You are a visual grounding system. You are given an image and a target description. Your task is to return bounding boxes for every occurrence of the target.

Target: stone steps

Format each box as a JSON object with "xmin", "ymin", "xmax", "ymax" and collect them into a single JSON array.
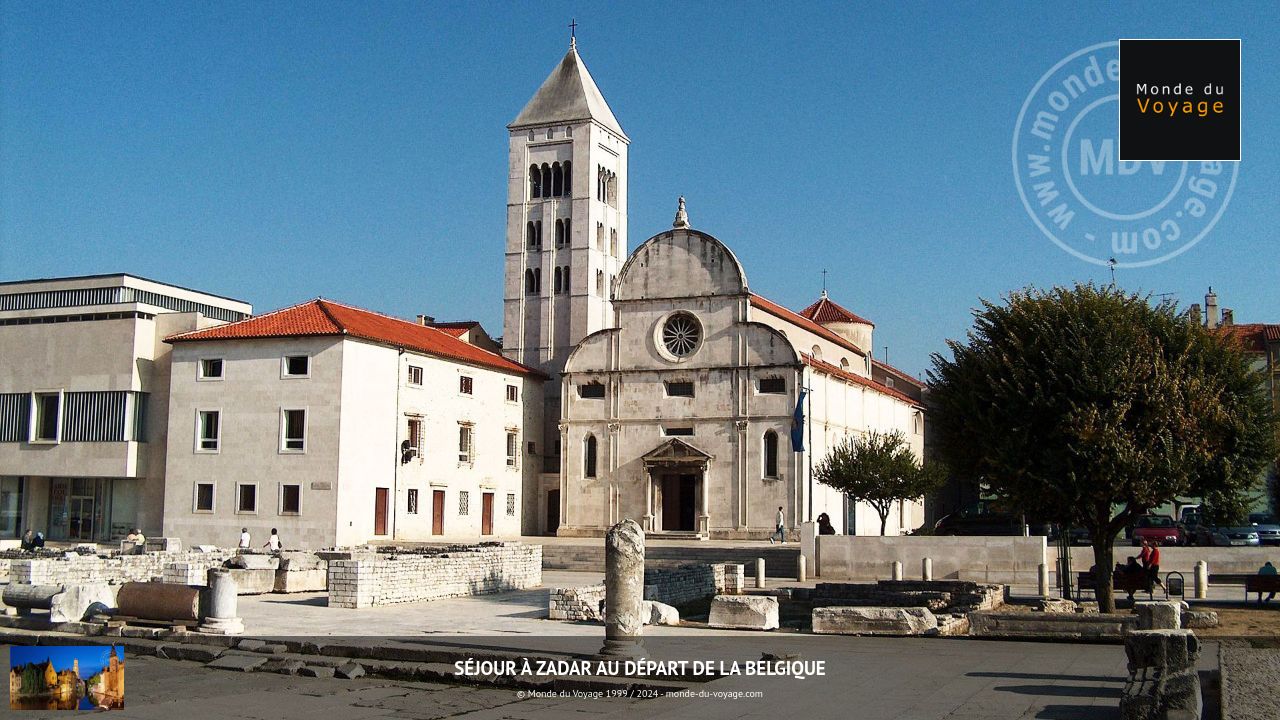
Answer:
[{"xmin": 542, "ymin": 544, "xmax": 800, "ymax": 577}]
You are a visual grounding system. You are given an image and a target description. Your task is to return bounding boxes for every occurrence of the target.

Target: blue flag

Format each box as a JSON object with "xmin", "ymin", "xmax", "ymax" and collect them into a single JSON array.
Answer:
[{"xmin": 790, "ymin": 389, "xmax": 806, "ymax": 451}]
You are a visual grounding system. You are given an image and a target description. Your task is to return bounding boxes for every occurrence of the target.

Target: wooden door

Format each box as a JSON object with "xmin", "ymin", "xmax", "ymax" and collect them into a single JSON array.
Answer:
[
  {"xmin": 481, "ymin": 492, "xmax": 494, "ymax": 535},
  {"xmin": 431, "ymin": 490, "xmax": 445, "ymax": 535},
  {"xmin": 546, "ymin": 490, "xmax": 560, "ymax": 534},
  {"xmin": 374, "ymin": 487, "xmax": 389, "ymax": 535}
]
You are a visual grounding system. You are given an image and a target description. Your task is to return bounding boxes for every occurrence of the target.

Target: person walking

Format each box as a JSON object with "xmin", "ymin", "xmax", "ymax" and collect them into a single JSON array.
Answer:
[
  {"xmin": 1139, "ymin": 538, "xmax": 1163, "ymax": 588},
  {"xmin": 769, "ymin": 506, "xmax": 786, "ymax": 544}
]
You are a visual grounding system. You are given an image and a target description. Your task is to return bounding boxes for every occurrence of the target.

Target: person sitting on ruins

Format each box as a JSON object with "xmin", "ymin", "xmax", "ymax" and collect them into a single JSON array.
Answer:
[
  {"xmin": 20, "ymin": 529, "xmax": 35, "ymax": 551},
  {"xmin": 32, "ymin": 531, "xmax": 45, "ymax": 549},
  {"xmin": 1258, "ymin": 561, "xmax": 1278, "ymax": 604},
  {"xmin": 817, "ymin": 512, "xmax": 836, "ymax": 535},
  {"xmin": 238, "ymin": 527, "xmax": 251, "ymax": 549},
  {"xmin": 125, "ymin": 528, "xmax": 146, "ymax": 554},
  {"xmin": 1121, "ymin": 556, "xmax": 1144, "ymax": 600}
]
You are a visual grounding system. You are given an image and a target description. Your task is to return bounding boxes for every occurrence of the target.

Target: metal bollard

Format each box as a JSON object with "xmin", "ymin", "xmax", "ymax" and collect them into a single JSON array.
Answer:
[{"xmin": 922, "ymin": 557, "xmax": 933, "ymax": 582}]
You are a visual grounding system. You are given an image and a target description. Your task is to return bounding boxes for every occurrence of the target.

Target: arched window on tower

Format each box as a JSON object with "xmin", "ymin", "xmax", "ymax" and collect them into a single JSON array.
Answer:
[
  {"xmin": 610, "ymin": 228, "xmax": 618, "ymax": 256},
  {"xmin": 552, "ymin": 163, "xmax": 563, "ymax": 197},
  {"xmin": 527, "ymin": 221, "xmax": 537, "ymax": 250},
  {"xmin": 541, "ymin": 164, "xmax": 552, "ymax": 197},
  {"xmin": 563, "ymin": 161, "xmax": 571, "ymax": 194},
  {"xmin": 563, "ymin": 218, "xmax": 570, "ymax": 245},
  {"xmin": 596, "ymin": 270, "xmax": 604, "ymax": 296},
  {"xmin": 524, "ymin": 269, "xmax": 535, "ymax": 295},
  {"xmin": 554, "ymin": 219, "xmax": 564, "ymax": 248},
  {"xmin": 535, "ymin": 220, "xmax": 543, "ymax": 249},
  {"xmin": 529, "ymin": 165, "xmax": 541, "ymax": 199},
  {"xmin": 562, "ymin": 266, "xmax": 571, "ymax": 294},
  {"xmin": 553, "ymin": 267, "xmax": 562, "ymax": 294},
  {"xmin": 763, "ymin": 430, "xmax": 779, "ymax": 479},
  {"xmin": 584, "ymin": 434, "xmax": 598, "ymax": 478},
  {"xmin": 533, "ymin": 268, "xmax": 541, "ymax": 294}
]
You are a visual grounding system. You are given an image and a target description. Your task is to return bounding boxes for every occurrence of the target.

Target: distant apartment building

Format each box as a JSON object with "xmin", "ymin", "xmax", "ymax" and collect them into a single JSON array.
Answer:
[
  {"xmin": 162, "ymin": 299, "xmax": 545, "ymax": 548},
  {"xmin": 0, "ymin": 274, "xmax": 251, "ymax": 542}
]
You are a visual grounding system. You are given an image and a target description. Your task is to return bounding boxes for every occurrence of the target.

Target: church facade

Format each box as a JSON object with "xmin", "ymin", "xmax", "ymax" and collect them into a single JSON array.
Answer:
[{"xmin": 505, "ymin": 44, "xmax": 926, "ymax": 539}]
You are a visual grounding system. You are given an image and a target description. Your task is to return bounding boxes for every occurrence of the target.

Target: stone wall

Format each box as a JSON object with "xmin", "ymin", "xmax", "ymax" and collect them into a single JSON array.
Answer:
[
  {"xmin": 327, "ymin": 543, "xmax": 542, "ymax": 609},
  {"xmin": 812, "ymin": 535, "xmax": 1047, "ymax": 585},
  {"xmin": 549, "ymin": 563, "xmax": 742, "ymax": 621},
  {"xmin": 10, "ymin": 550, "xmax": 237, "ymax": 586}
]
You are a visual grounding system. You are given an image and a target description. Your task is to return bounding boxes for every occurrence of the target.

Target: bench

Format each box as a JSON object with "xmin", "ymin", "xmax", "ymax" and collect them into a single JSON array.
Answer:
[
  {"xmin": 1076, "ymin": 571, "xmax": 1154, "ymax": 601},
  {"xmin": 1244, "ymin": 575, "xmax": 1280, "ymax": 602}
]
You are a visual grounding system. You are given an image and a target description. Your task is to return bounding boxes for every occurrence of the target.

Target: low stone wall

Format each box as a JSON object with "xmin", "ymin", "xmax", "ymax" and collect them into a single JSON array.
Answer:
[
  {"xmin": 802, "ymin": 580, "xmax": 1004, "ymax": 613},
  {"xmin": 969, "ymin": 610, "xmax": 1138, "ymax": 641},
  {"xmin": 548, "ymin": 585, "xmax": 606, "ymax": 621},
  {"xmin": 327, "ymin": 543, "xmax": 542, "ymax": 609},
  {"xmin": 813, "ymin": 535, "xmax": 1047, "ymax": 585},
  {"xmin": 10, "ymin": 550, "xmax": 238, "ymax": 586}
]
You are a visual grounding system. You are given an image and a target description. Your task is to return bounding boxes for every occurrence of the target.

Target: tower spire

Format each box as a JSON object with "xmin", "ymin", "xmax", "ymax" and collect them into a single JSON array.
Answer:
[{"xmin": 672, "ymin": 196, "xmax": 689, "ymax": 228}]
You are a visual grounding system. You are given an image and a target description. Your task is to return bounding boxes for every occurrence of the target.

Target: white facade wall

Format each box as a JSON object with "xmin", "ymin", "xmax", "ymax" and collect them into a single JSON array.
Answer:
[{"xmin": 164, "ymin": 335, "xmax": 543, "ymax": 548}]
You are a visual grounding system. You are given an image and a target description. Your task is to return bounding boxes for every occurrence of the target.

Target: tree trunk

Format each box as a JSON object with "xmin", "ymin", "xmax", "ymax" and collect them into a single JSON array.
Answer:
[
  {"xmin": 1092, "ymin": 535, "xmax": 1116, "ymax": 613},
  {"xmin": 878, "ymin": 511, "xmax": 889, "ymax": 536}
]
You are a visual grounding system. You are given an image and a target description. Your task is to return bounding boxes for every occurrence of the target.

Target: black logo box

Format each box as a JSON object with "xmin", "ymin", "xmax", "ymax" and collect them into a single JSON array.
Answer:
[{"xmin": 1119, "ymin": 39, "xmax": 1240, "ymax": 161}]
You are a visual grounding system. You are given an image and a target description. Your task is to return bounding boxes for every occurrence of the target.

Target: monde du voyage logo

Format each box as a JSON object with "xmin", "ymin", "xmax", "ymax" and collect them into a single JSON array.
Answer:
[{"xmin": 1013, "ymin": 41, "xmax": 1240, "ymax": 268}]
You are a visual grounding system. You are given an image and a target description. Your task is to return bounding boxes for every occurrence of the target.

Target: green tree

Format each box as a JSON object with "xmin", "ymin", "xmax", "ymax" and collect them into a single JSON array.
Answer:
[
  {"xmin": 815, "ymin": 430, "xmax": 945, "ymax": 535},
  {"xmin": 929, "ymin": 284, "xmax": 1277, "ymax": 612}
]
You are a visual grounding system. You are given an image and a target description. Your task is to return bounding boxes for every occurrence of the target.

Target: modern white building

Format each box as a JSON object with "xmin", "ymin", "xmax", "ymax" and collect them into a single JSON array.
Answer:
[
  {"xmin": 0, "ymin": 274, "xmax": 251, "ymax": 542},
  {"xmin": 161, "ymin": 299, "xmax": 545, "ymax": 548}
]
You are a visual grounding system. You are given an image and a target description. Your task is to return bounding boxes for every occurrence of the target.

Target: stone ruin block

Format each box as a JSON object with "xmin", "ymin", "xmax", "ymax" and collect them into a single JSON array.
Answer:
[
  {"xmin": 811, "ymin": 606, "xmax": 938, "ymax": 636},
  {"xmin": 1134, "ymin": 601, "xmax": 1182, "ymax": 631},
  {"xmin": 708, "ymin": 595, "xmax": 778, "ymax": 630}
]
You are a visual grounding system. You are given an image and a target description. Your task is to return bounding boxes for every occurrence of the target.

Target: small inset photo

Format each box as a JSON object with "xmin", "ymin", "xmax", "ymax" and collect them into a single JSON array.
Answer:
[
  {"xmin": 9, "ymin": 645, "xmax": 125, "ymax": 711},
  {"xmin": 1119, "ymin": 38, "xmax": 1241, "ymax": 161}
]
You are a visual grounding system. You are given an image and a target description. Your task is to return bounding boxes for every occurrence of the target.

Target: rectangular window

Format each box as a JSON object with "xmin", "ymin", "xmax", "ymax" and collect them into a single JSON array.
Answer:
[
  {"xmin": 194, "ymin": 482, "xmax": 215, "ymax": 512},
  {"xmin": 405, "ymin": 416, "xmax": 423, "ymax": 462},
  {"xmin": 236, "ymin": 483, "xmax": 257, "ymax": 513},
  {"xmin": 506, "ymin": 431, "xmax": 518, "ymax": 467},
  {"xmin": 507, "ymin": 493, "xmax": 517, "ymax": 516},
  {"xmin": 198, "ymin": 358, "xmax": 224, "ymax": 380},
  {"xmin": 578, "ymin": 382, "xmax": 605, "ymax": 399},
  {"xmin": 663, "ymin": 427, "xmax": 694, "ymax": 437},
  {"xmin": 407, "ymin": 488, "xmax": 419, "ymax": 514},
  {"xmin": 281, "ymin": 409, "xmax": 306, "ymax": 452},
  {"xmin": 757, "ymin": 377, "xmax": 786, "ymax": 394},
  {"xmin": 197, "ymin": 410, "xmax": 220, "ymax": 452},
  {"xmin": 32, "ymin": 392, "xmax": 60, "ymax": 442},
  {"xmin": 885, "ymin": 377, "xmax": 896, "ymax": 389},
  {"xmin": 459, "ymin": 376, "xmax": 474, "ymax": 395},
  {"xmin": 506, "ymin": 384, "xmax": 519, "ymax": 402},
  {"xmin": 280, "ymin": 484, "xmax": 301, "ymax": 514},
  {"xmin": 283, "ymin": 355, "xmax": 310, "ymax": 378},
  {"xmin": 527, "ymin": 440, "xmax": 536, "ymax": 455},
  {"xmin": 458, "ymin": 490, "xmax": 470, "ymax": 516},
  {"xmin": 665, "ymin": 381, "xmax": 695, "ymax": 398},
  {"xmin": 458, "ymin": 424, "xmax": 473, "ymax": 464},
  {"xmin": 407, "ymin": 365, "xmax": 423, "ymax": 386}
]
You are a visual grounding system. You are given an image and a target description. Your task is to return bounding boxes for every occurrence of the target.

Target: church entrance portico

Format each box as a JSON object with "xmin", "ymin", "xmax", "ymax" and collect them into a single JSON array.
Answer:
[{"xmin": 641, "ymin": 439, "xmax": 711, "ymax": 538}]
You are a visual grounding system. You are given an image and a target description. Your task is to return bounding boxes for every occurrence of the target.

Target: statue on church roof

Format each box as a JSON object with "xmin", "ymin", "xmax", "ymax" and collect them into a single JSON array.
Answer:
[{"xmin": 673, "ymin": 196, "xmax": 689, "ymax": 229}]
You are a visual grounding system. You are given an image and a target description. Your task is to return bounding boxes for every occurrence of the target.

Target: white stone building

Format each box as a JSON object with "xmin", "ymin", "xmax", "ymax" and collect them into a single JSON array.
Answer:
[
  {"xmin": 161, "ymin": 299, "xmax": 545, "ymax": 548},
  {"xmin": 0, "ymin": 274, "xmax": 251, "ymax": 542},
  {"xmin": 504, "ymin": 44, "xmax": 927, "ymax": 538}
]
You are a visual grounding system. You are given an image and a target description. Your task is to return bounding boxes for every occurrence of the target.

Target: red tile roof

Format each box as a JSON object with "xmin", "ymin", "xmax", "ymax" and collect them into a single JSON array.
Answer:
[
  {"xmin": 426, "ymin": 321, "xmax": 480, "ymax": 338},
  {"xmin": 1220, "ymin": 323, "xmax": 1280, "ymax": 353},
  {"xmin": 799, "ymin": 295, "xmax": 874, "ymax": 326},
  {"xmin": 801, "ymin": 353, "xmax": 924, "ymax": 409},
  {"xmin": 871, "ymin": 358, "xmax": 926, "ymax": 389},
  {"xmin": 167, "ymin": 299, "xmax": 545, "ymax": 379},
  {"xmin": 749, "ymin": 293, "xmax": 867, "ymax": 358}
]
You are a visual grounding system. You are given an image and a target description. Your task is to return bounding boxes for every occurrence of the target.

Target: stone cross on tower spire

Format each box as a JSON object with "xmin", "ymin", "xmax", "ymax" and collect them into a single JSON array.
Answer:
[{"xmin": 673, "ymin": 196, "xmax": 689, "ymax": 228}]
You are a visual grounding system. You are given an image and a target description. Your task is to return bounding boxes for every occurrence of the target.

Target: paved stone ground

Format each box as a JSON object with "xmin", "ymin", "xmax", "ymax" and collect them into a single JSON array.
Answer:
[{"xmin": 15, "ymin": 638, "xmax": 1207, "ymax": 720}]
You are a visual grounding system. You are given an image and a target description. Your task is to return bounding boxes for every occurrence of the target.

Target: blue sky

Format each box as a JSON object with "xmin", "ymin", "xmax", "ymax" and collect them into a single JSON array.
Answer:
[
  {"xmin": 10, "ymin": 644, "xmax": 118, "ymax": 677},
  {"xmin": 2, "ymin": 2, "xmax": 1276, "ymax": 378}
]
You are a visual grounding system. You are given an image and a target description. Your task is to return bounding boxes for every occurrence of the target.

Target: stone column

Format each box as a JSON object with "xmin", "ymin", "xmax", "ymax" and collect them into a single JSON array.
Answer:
[
  {"xmin": 891, "ymin": 561, "xmax": 903, "ymax": 581},
  {"xmin": 1194, "ymin": 561, "xmax": 1208, "ymax": 599},
  {"xmin": 755, "ymin": 558, "xmax": 766, "ymax": 589},
  {"xmin": 797, "ymin": 554, "xmax": 807, "ymax": 582},
  {"xmin": 600, "ymin": 519, "xmax": 644, "ymax": 657},
  {"xmin": 1038, "ymin": 563, "xmax": 1050, "ymax": 599},
  {"xmin": 198, "ymin": 568, "xmax": 244, "ymax": 635},
  {"xmin": 922, "ymin": 558, "xmax": 933, "ymax": 581}
]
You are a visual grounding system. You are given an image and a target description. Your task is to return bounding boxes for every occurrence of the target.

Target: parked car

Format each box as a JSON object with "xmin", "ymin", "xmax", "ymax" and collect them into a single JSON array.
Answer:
[
  {"xmin": 1194, "ymin": 523, "xmax": 1261, "ymax": 547},
  {"xmin": 1248, "ymin": 513, "xmax": 1280, "ymax": 546},
  {"xmin": 1049, "ymin": 525, "xmax": 1093, "ymax": 545},
  {"xmin": 1131, "ymin": 515, "xmax": 1186, "ymax": 546},
  {"xmin": 1181, "ymin": 511, "xmax": 1204, "ymax": 544},
  {"xmin": 933, "ymin": 501, "xmax": 1052, "ymax": 536}
]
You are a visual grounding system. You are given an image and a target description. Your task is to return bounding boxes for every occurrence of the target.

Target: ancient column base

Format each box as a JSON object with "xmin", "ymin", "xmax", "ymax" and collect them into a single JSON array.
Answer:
[
  {"xmin": 597, "ymin": 637, "xmax": 645, "ymax": 658},
  {"xmin": 197, "ymin": 616, "xmax": 244, "ymax": 635}
]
